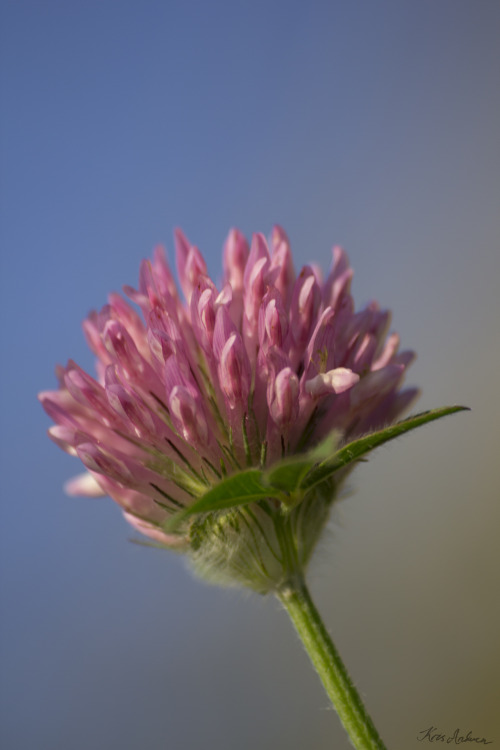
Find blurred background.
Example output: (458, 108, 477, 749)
(1, 1, 499, 748)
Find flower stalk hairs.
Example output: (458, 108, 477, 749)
(40, 226, 466, 750)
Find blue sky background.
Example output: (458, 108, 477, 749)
(1, 2, 499, 749)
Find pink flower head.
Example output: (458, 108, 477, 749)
(39, 227, 417, 547)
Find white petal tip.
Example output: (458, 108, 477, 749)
(64, 472, 106, 497)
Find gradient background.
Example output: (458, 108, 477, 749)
(1, 2, 499, 749)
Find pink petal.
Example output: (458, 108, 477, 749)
(268, 225, 295, 305)
(174, 228, 208, 303)
(268, 367, 299, 430)
(305, 368, 360, 397)
(350, 363, 405, 408)
(123, 513, 189, 548)
(258, 290, 288, 351)
(223, 228, 249, 290)
(323, 246, 354, 311)
(289, 266, 322, 350)
(218, 332, 251, 410)
(169, 385, 209, 446)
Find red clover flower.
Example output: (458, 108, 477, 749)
(40, 227, 466, 749)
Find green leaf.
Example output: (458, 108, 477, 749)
(164, 406, 468, 531)
(263, 430, 341, 495)
(300, 405, 469, 492)
(264, 458, 317, 493)
(164, 468, 282, 531)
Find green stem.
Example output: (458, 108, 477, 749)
(277, 576, 387, 750)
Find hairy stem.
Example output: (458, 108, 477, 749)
(277, 575, 387, 749)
